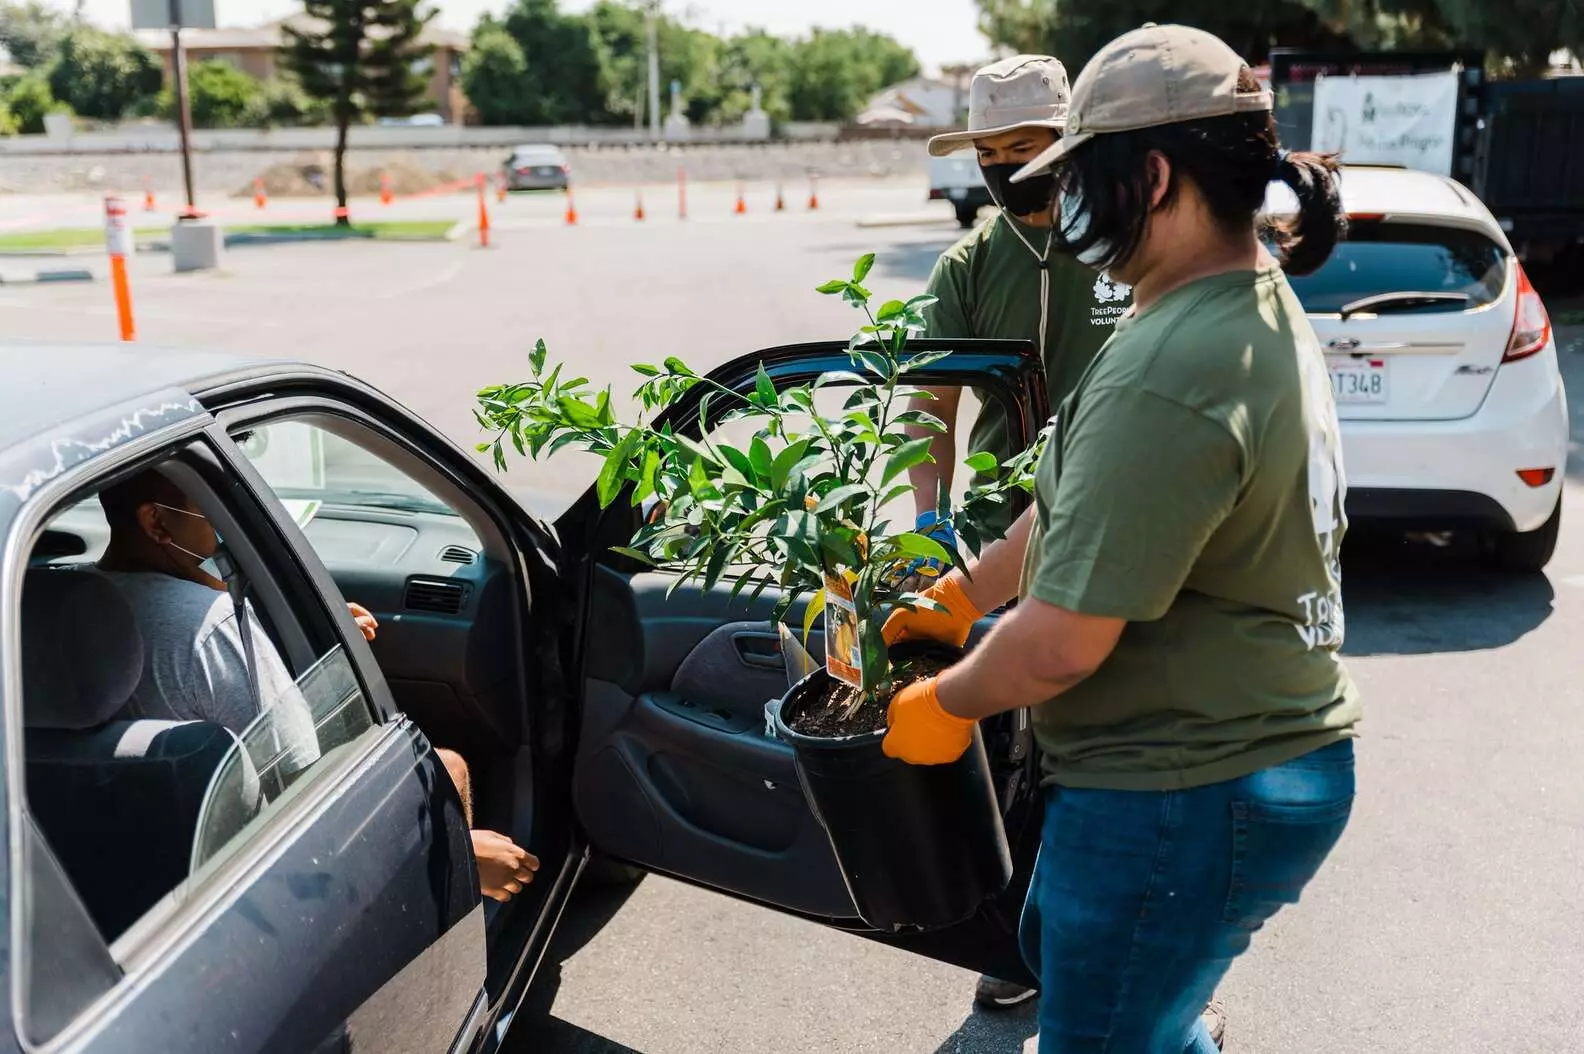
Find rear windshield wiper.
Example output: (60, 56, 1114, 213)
(1338, 291, 1472, 319)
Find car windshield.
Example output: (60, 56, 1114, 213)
(512, 148, 561, 163)
(236, 421, 455, 516)
(1284, 220, 1508, 315)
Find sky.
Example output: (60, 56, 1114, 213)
(63, 0, 992, 72)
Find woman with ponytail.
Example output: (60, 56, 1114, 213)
(881, 24, 1360, 1052)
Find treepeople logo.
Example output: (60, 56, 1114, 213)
(1093, 273, 1130, 304)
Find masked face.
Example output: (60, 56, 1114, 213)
(1059, 188, 1114, 268)
(152, 502, 224, 581)
(981, 163, 1057, 219)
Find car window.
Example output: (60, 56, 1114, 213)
(15, 449, 381, 1041)
(237, 418, 456, 517)
(1284, 220, 1508, 314)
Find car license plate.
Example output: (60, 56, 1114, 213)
(1329, 359, 1388, 403)
(947, 187, 968, 200)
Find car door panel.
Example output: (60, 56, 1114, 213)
(565, 340, 1050, 976)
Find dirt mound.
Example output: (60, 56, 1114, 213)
(235, 154, 458, 197)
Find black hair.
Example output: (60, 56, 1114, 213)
(98, 467, 189, 529)
(1056, 67, 1345, 277)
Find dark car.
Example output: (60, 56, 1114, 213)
(0, 337, 1049, 1053)
(502, 145, 570, 192)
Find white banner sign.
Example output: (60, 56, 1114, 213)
(1311, 71, 1459, 175)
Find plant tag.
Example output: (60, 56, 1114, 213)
(822, 572, 863, 688)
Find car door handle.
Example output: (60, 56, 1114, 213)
(732, 631, 785, 669)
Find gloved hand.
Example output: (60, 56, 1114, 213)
(902, 509, 957, 584)
(882, 676, 974, 765)
(883, 575, 982, 648)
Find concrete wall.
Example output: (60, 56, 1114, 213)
(0, 139, 929, 194)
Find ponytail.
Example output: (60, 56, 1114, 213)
(1268, 151, 1346, 277)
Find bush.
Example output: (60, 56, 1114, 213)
(247, 75, 331, 127)
(157, 60, 262, 128)
(5, 72, 63, 133)
(48, 28, 161, 121)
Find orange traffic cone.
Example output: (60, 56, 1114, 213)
(496, 173, 507, 204)
(564, 187, 579, 226)
(775, 182, 786, 211)
(634, 189, 646, 222)
(807, 175, 820, 211)
(254, 177, 267, 210)
(143, 178, 156, 212)
(475, 173, 490, 248)
(734, 183, 747, 215)
(379, 173, 393, 206)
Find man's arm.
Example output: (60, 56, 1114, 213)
(904, 386, 963, 519)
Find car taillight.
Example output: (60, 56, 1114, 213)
(1517, 468, 1556, 488)
(1504, 263, 1551, 363)
(929, 188, 944, 200)
(560, 164, 570, 174)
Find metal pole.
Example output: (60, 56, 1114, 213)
(645, 1, 661, 141)
(169, 0, 197, 217)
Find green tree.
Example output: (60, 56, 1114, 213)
(586, 2, 724, 126)
(715, 29, 794, 123)
(499, 0, 607, 124)
(786, 27, 920, 122)
(4, 71, 60, 132)
(0, 0, 63, 69)
(282, 0, 435, 223)
(47, 28, 161, 121)
(461, 15, 534, 124)
(248, 74, 331, 127)
(159, 59, 263, 128)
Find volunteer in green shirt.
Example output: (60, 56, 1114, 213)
(881, 25, 1362, 1054)
(906, 55, 1130, 556)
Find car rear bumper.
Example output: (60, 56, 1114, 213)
(505, 173, 569, 191)
(1339, 346, 1568, 533)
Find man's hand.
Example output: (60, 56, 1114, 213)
(348, 602, 378, 641)
(882, 676, 974, 765)
(472, 829, 540, 903)
(884, 576, 982, 648)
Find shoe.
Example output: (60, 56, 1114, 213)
(1202, 996, 1227, 1050)
(973, 974, 1038, 1010)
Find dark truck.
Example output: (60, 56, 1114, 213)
(1271, 48, 1584, 265)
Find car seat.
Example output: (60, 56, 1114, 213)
(21, 569, 262, 942)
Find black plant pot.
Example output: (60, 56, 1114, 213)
(768, 648, 1013, 933)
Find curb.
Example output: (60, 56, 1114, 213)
(445, 219, 468, 241)
(854, 213, 957, 230)
(0, 267, 96, 284)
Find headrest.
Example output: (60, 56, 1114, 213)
(22, 570, 145, 731)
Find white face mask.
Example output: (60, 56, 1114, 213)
(155, 502, 224, 580)
(1059, 189, 1114, 268)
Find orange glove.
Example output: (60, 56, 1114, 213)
(882, 676, 974, 765)
(883, 575, 982, 648)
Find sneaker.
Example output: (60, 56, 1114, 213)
(973, 974, 1038, 1010)
(1202, 996, 1227, 1050)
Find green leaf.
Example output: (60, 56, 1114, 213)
(753, 362, 776, 407)
(663, 356, 696, 377)
(633, 447, 661, 504)
(892, 409, 946, 432)
(963, 451, 999, 475)
(890, 531, 952, 564)
(770, 438, 813, 490)
(530, 338, 547, 374)
(675, 433, 721, 466)
(596, 428, 642, 507)
(858, 616, 888, 692)
(813, 483, 868, 514)
(881, 436, 935, 485)
(609, 545, 656, 566)
(852, 253, 876, 284)
(802, 587, 826, 646)
(815, 279, 849, 295)
(556, 396, 602, 429)
(748, 435, 774, 482)
(900, 347, 954, 374)
(875, 298, 906, 322)
(719, 443, 756, 481)
(704, 540, 734, 591)
(631, 363, 661, 377)
(853, 348, 891, 379)
(904, 294, 939, 312)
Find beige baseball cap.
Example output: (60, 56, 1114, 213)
(1011, 23, 1273, 182)
(926, 55, 1070, 157)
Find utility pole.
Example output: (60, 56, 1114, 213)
(645, 0, 661, 141)
(168, 0, 197, 217)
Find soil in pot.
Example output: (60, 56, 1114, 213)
(785, 652, 952, 738)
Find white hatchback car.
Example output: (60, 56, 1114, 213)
(1272, 165, 1569, 572)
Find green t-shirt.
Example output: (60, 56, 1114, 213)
(922, 213, 1131, 472)
(1020, 266, 1361, 791)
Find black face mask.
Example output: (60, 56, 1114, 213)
(981, 162, 1056, 218)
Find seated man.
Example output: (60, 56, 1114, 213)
(93, 468, 537, 902)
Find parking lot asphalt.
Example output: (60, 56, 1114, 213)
(3, 182, 1582, 1052)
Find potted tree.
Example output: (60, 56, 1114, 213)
(477, 255, 1048, 931)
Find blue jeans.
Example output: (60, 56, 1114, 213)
(1020, 740, 1355, 1053)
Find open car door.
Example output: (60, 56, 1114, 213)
(558, 339, 1050, 984)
